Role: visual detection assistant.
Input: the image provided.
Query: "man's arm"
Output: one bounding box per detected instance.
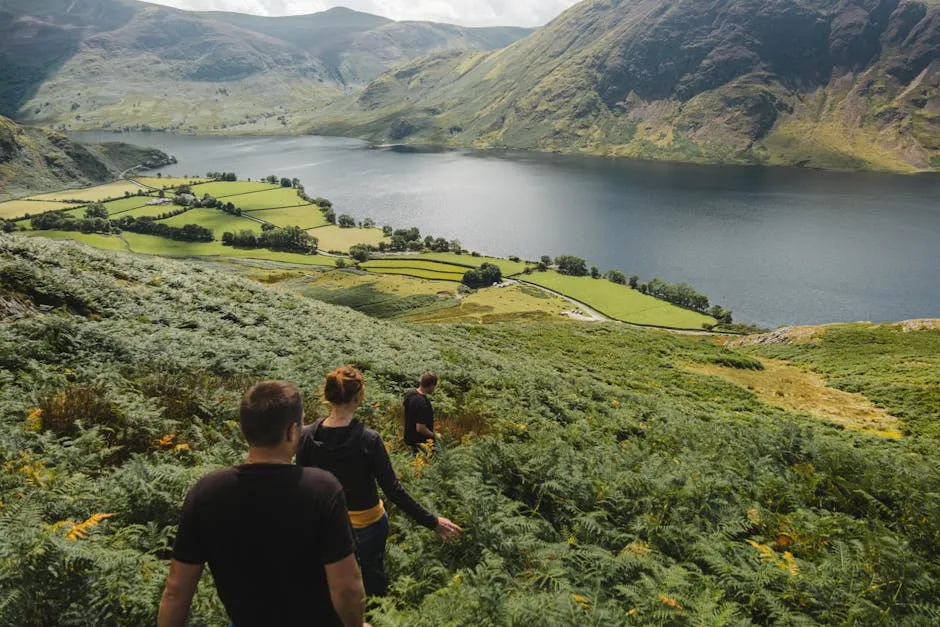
[158,561,204,627]
[325,554,366,627]
[414,397,438,440]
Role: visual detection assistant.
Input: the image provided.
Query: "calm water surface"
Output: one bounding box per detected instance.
[75,132,940,327]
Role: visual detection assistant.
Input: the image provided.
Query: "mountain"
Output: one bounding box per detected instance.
[0,1,530,133]
[0,115,173,199]
[309,0,940,172]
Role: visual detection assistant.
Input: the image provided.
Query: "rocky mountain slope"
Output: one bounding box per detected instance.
[0,115,173,199]
[310,0,940,172]
[0,1,529,133]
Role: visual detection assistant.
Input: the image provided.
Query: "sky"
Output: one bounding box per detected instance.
[140,0,581,27]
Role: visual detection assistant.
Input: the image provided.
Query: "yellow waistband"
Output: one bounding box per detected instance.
[348,500,385,529]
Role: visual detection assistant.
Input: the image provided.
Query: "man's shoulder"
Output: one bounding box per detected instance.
[297,466,343,494]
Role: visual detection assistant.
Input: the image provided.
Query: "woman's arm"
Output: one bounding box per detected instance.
[369,435,438,529]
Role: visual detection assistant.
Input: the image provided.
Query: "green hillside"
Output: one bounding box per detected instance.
[0,234,937,624]
[0,1,529,133]
[0,115,173,200]
[310,0,940,172]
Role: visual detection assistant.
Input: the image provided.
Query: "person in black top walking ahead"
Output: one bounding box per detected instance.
[403,372,439,455]
[159,381,368,627]
[296,366,462,597]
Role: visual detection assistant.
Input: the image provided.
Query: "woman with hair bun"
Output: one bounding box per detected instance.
[296,365,462,597]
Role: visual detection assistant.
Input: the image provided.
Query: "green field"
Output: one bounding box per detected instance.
[160,208,263,236]
[28,182,148,202]
[20,230,129,251]
[121,232,336,266]
[309,226,388,252]
[359,267,464,282]
[190,181,280,198]
[397,252,533,276]
[523,271,716,329]
[118,204,182,219]
[361,259,467,276]
[0,200,79,219]
[249,205,328,229]
[227,188,308,211]
[102,196,157,215]
[134,177,206,189]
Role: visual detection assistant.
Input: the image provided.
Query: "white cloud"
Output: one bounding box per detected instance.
[140,0,580,27]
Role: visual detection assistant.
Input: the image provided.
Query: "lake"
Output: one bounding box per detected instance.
[75,132,940,327]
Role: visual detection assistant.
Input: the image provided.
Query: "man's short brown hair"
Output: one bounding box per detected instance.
[420,372,438,389]
[239,381,303,447]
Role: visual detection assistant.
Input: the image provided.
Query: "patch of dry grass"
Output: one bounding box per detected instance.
[687,359,901,438]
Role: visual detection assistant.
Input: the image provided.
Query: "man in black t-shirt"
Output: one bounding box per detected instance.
[158,381,367,627]
[403,372,439,455]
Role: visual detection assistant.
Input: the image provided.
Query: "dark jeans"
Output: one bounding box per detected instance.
[354,513,389,597]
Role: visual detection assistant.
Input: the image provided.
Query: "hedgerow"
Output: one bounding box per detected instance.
[0,234,938,625]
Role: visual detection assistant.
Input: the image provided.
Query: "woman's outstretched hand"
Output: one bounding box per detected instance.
[435,517,463,542]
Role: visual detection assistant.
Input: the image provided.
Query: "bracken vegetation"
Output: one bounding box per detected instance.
[0,235,938,625]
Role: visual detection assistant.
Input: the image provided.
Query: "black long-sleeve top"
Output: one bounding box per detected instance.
[295,418,438,529]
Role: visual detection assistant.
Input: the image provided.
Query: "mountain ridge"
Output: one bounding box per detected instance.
[306,0,940,172]
[0,0,531,133]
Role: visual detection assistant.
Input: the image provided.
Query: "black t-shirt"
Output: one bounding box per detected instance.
[172,464,356,627]
[403,390,434,445]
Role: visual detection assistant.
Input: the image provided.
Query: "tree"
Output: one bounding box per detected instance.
[323,209,336,224]
[291,178,300,188]
[158,190,166,199]
[450,240,462,254]
[349,245,371,262]
[362,218,375,229]
[382,225,393,236]
[313,197,332,209]
[555,255,588,277]
[540,255,552,267]
[337,214,356,229]
[84,203,108,219]
[590,266,601,279]
[265,175,279,185]
[280,178,292,188]
[606,269,627,285]
[629,275,640,289]
[462,263,502,288]
[335,258,347,269]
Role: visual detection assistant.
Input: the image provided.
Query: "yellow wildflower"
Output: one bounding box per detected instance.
[174,443,191,452]
[572,594,590,610]
[25,408,42,432]
[157,434,176,448]
[657,593,683,610]
[66,513,114,541]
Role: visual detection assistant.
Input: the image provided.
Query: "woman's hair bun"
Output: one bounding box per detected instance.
[323,365,364,405]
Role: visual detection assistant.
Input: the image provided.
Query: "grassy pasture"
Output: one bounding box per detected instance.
[118,204,183,219]
[249,205,328,229]
[0,200,79,219]
[190,181,280,198]
[28,181,148,202]
[359,267,464,282]
[134,177,206,189]
[160,208,263,236]
[361,259,467,277]
[396,252,533,276]
[20,230,128,251]
[523,271,716,330]
[409,283,571,324]
[121,232,337,266]
[309,226,388,252]
[227,187,308,210]
[102,196,157,215]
